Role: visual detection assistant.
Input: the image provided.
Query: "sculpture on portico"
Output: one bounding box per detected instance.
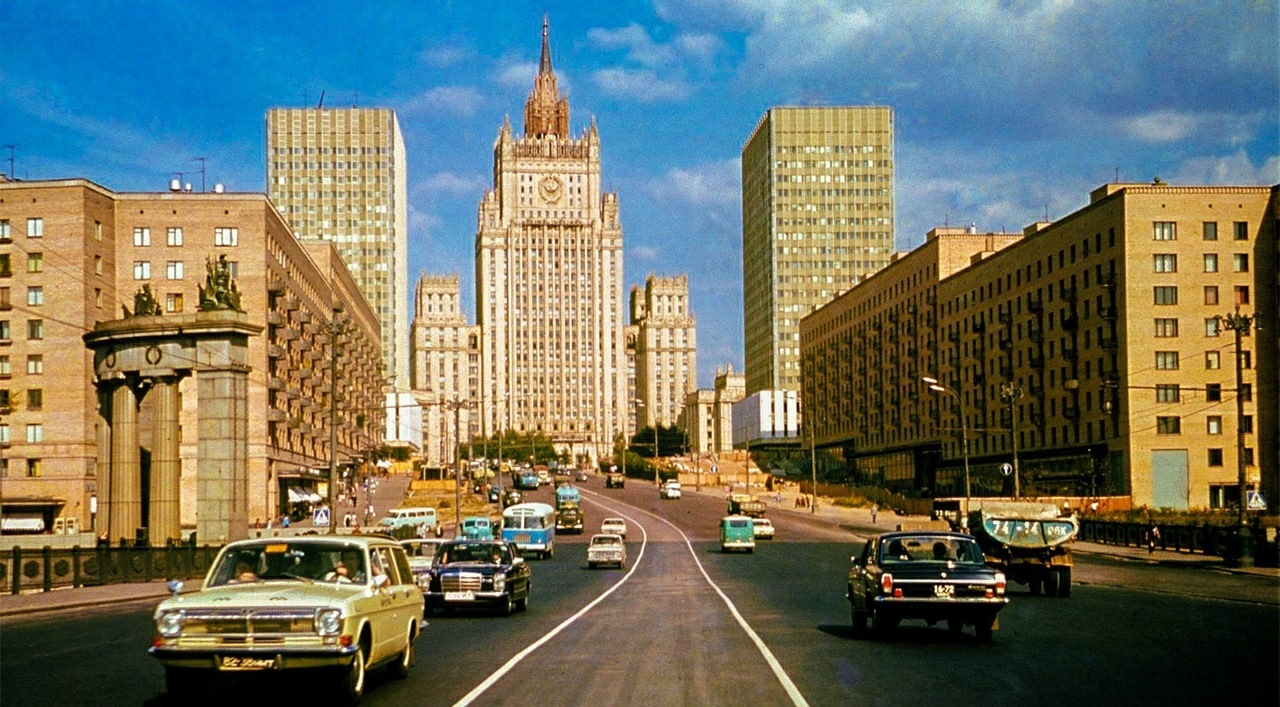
[198,254,244,312]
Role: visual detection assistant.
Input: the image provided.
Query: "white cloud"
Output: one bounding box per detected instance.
[1170,150,1280,185]
[592,68,691,102]
[415,172,487,197]
[496,62,537,89]
[648,159,741,206]
[400,86,485,117]
[420,44,471,67]
[1119,109,1267,146]
[631,245,659,260]
[588,22,723,68]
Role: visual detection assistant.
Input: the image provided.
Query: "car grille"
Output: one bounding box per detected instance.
[441,572,483,593]
[171,608,326,647]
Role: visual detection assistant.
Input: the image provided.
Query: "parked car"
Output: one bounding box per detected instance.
[600,517,628,539]
[752,518,775,540]
[378,507,438,532]
[660,480,682,499]
[586,533,627,569]
[150,535,423,704]
[847,530,1008,640]
[400,538,446,590]
[720,516,755,553]
[424,539,531,617]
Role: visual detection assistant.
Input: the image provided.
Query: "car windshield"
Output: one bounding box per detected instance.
[604,519,623,527]
[438,543,509,564]
[592,536,621,546]
[879,535,984,565]
[209,542,368,587]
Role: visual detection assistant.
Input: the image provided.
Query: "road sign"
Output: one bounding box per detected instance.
[711,464,718,474]
[313,507,331,526]
[1000,462,1013,476]
[610,465,618,472]
[1247,490,1267,511]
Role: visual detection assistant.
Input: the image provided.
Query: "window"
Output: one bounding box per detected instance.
[1206,383,1222,401]
[26,389,42,410]
[0,287,7,310]
[26,287,43,306]
[0,321,8,341]
[1155,351,1179,370]
[1243,448,1254,466]
[133,227,151,246]
[0,356,7,376]
[1234,286,1250,305]
[94,255,103,275]
[1156,416,1181,434]
[1233,222,1248,240]
[1204,318,1220,337]
[214,227,239,246]
[26,459,41,477]
[167,227,183,246]
[166,261,184,280]
[1203,222,1218,241]
[27,218,43,238]
[1153,286,1178,305]
[1241,416,1253,434]
[26,355,42,374]
[1203,254,1217,272]
[1233,254,1249,272]
[0,254,9,277]
[1204,286,1218,305]
[27,320,43,340]
[0,219,9,240]
[1207,416,1222,434]
[26,424,42,443]
[1240,384,1252,402]
[133,261,151,280]
[1152,222,1176,240]
[166,293,184,313]
[1208,451,1224,469]
[1154,318,1178,337]
[27,253,43,273]
[1156,384,1180,403]
[1153,254,1177,272]
[0,424,7,444]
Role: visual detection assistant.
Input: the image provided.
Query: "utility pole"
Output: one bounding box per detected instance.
[1219,309,1256,566]
[326,306,348,534]
[1001,382,1024,498]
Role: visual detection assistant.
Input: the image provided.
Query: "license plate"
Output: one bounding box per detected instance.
[515,534,531,543]
[933,584,955,598]
[445,591,475,601]
[219,655,276,671]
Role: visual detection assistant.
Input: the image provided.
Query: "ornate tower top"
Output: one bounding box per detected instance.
[524,16,570,139]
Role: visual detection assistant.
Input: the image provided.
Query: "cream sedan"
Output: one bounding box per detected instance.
[150,535,423,704]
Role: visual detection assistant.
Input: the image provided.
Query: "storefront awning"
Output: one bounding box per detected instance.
[2,514,46,532]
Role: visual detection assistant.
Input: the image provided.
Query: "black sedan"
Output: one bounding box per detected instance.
[847,530,1008,640]
[424,540,531,617]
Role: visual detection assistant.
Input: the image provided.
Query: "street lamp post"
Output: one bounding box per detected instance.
[443,399,472,537]
[923,376,970,519]
[1000,382,1024,498]
[326,306,346,535]
[1218,309,1256,566]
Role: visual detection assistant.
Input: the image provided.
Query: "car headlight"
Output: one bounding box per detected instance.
[492,574,505,592]
[157,610,185,638]
[316,608,343,637]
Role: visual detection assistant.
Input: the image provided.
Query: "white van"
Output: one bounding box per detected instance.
[378,507,438,531]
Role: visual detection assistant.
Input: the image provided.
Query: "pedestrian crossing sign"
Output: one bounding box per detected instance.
[313,507,331,526]
[1246,490,1266,511]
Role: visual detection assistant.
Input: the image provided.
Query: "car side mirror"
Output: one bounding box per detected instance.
[512,557,524,566]
[168,580,184,597]
[372,574,390,589]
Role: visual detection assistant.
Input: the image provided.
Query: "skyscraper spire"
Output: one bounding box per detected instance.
[524,15,569,138]
[539,14,552,75]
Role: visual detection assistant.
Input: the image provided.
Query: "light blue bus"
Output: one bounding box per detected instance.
[501,502,556,559]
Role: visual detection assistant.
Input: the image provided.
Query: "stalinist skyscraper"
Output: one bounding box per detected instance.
[476,19,626,465]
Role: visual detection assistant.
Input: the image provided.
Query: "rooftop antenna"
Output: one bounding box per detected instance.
[1114,167,1120,182]
[193,157,207,192]
[1044,204,1049,221]
[317,89,325,109]
[2,145,13,180]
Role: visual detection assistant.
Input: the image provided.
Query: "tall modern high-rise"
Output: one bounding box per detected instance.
[265,108,410,389]
[476,19,626,465]
[741,106,895,395]
[630,274,697,429]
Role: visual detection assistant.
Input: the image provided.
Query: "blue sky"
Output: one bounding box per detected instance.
[3,1,1276,386]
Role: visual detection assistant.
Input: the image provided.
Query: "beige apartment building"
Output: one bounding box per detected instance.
[742,106,895,396]
[801,182,1278,510]
[683,365,747,456]
[266,107,410,390]
[474,21,626,465]
[630,274,697,429]
[0,177,384,536]
[409,273,480,469]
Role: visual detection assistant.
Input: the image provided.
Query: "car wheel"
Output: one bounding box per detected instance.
[388,629,415,680]
[337,644,366,705]
[1043,569,1060,597]
[850,601,868,636]
[1056,567,1072,598]
[500,592,514,617]
[164,666,204,698]
[516,589,529,612]
[975,616,996,642]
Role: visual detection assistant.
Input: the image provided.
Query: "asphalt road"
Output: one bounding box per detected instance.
[2,475,1277,706]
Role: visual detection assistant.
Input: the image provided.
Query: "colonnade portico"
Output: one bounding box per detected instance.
[84,310,261,546]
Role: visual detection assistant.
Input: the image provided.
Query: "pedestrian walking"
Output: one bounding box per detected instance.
[870,503,879,525]
[1145,519,1161,554]
[281,515,290,528]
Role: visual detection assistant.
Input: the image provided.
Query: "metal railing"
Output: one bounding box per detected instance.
[3,543,221,595]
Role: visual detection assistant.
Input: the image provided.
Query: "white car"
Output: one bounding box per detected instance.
[600,517,628,539]
[660,481,682,499]
[586,533,627,569]
[752,518,775,540]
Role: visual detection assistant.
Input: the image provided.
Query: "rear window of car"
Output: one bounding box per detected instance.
[880,536,983,564]
[729,519,750,528]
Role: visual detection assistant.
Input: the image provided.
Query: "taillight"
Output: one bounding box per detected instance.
[881,573,893,593]
[995,572,1006,595]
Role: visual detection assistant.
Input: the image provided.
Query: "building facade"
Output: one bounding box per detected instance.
[409,273,479,469]
[742,106,895,396]
[630,274,697,429]
[474,21,626,465]
[800,183,1278,510]
[265,107,410,389]
[683,365,746,456]
[0,177,385,537]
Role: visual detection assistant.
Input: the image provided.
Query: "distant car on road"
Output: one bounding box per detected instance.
[600,517,628,539]
[400,538,446,590]
[586,533,627,569]
[752,518,775,540]
[847,530,1008,641]
[575,470,590,482]
[660,480,682,499]
[425,539,531,617]
[720,516,755,553]
[502,488,523,508]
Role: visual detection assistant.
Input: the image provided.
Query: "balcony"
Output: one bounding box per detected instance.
[1062,285,1077,301]
[1029,328,1044,343]
[947,330,960,343]
[972,319,986,333]
[1029,353,1045,368]
[267,408,287,422]
[267,311,284,326]
[1028,298,1044,314]
[1062,314,1079,330]
[1100,272,1117,289]
[1063,346,1079,361]
[1100,305,1118,320]
[999,361,1013,377]
[1064,405,1081,420]
[999,337,1014,351]
[268,376,285,390]
[998,310,1013,325]
[267,345,286,359]
[1101,335,1118,350]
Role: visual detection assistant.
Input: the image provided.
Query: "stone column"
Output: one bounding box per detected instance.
[108,380,141,544]
[94,387,112,540]
[197,368,250,544]
[149,376,182,545]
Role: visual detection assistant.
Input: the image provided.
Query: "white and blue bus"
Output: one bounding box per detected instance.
[501,502,556,559]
